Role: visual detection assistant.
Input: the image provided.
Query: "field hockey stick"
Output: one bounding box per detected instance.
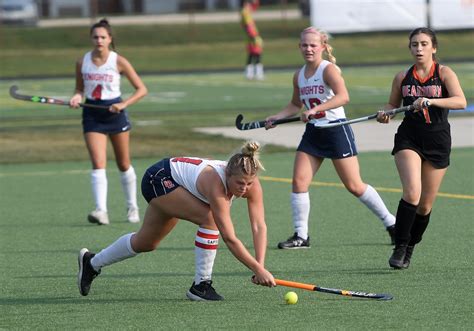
[275,278,393,300]
[235,114,300,130]
[9,85,110,110]
[312,104,418,129]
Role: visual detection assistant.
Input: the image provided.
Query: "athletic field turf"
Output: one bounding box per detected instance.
[1,63,472,163]
[0,68,472,329]
[1,149,473,329]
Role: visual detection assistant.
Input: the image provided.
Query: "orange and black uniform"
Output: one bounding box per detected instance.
[392,62,449,247]
[393,62,451,169]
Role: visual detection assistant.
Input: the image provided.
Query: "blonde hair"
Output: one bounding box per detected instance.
[227,141,265,177]
[300,27,336,64]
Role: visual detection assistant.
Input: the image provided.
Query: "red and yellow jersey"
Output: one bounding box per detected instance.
[240,1,262,54]
[241,4,259,38]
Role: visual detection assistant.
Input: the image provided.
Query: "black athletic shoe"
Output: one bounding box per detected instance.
[186,280,224,301]
[389,244,408,269]
[77,248,100,296]
[277,233,310,249]
[402,245,415,269]
[386,225,396,245]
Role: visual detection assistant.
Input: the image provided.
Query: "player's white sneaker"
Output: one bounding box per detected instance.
[245,64,255,80]
[255,63,265,81]
[87,210,109,225]
[127,207,140,223]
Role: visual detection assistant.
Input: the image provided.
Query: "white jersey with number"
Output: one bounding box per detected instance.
[82,51,121,100]
[169,157,231,204]
[298,60,346,124]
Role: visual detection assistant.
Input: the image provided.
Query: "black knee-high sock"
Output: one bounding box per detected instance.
[409,212,431,246]
[395,199,418,246]
[247,54,253,65]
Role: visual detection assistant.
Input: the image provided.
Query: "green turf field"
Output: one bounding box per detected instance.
[0,44,473,327]
[1,22,473,77]
[0,148,473,329]
[1,63,473,164]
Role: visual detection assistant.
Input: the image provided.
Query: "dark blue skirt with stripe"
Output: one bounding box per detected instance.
[141,159,180,203]
[297,120,358,159]
[82,97,132,134]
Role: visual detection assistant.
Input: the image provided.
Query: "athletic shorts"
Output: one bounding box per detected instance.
[141,158,180,203]
[82,97,132,134]
[297,120,358,159]
[392,120,451,169]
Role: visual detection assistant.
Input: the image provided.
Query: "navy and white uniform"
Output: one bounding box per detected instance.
[141,157,232,204]
[393,63,450,168]
[297,60,357,159]
[81,51,131,134]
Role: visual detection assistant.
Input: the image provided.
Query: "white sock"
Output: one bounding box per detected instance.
[91,169,107,212]
[194,228,219,285]
[291,192,310,240]
[255,63,264,80]
[245,64,255,79]
[358,185,395,228]
[120,166,138,210]
[90,233,137,272]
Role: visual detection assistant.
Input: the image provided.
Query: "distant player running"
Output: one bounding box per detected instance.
[69,18,147,225]
[377,27,466,269]
[265,27,396,249]
[240,0,264,80]
[78,141,276,301]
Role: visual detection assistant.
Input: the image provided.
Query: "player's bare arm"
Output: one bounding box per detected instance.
[377,71,405,123]
[200,170,274,286]
[70,59,84,108]
[112,55,147,112]
[243,178,267,265]
[434,66,467,110]
[313,63,349,113]
[265,71,302,128]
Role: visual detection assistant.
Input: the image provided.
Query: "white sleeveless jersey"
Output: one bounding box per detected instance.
[298,60,346,124]
[82,51,121,100]
[169,157,231,204]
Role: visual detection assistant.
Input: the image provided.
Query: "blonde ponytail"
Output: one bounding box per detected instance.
[227,141,265,176]
[324,43,336,64]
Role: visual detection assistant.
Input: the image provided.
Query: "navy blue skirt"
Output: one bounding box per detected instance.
[82,97,131,134]
[141,159,180,203]
[297,120,358,159]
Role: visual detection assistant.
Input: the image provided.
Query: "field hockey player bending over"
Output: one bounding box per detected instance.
[265,27,397,249]
[377,27,466,269]
[78,141,275,301]
[69,18,147,225]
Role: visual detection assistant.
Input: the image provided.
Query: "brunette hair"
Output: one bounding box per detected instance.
[408,27,438,61]
[90,18,115,50]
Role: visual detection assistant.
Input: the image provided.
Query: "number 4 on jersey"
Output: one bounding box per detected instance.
[92,84,103,100]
